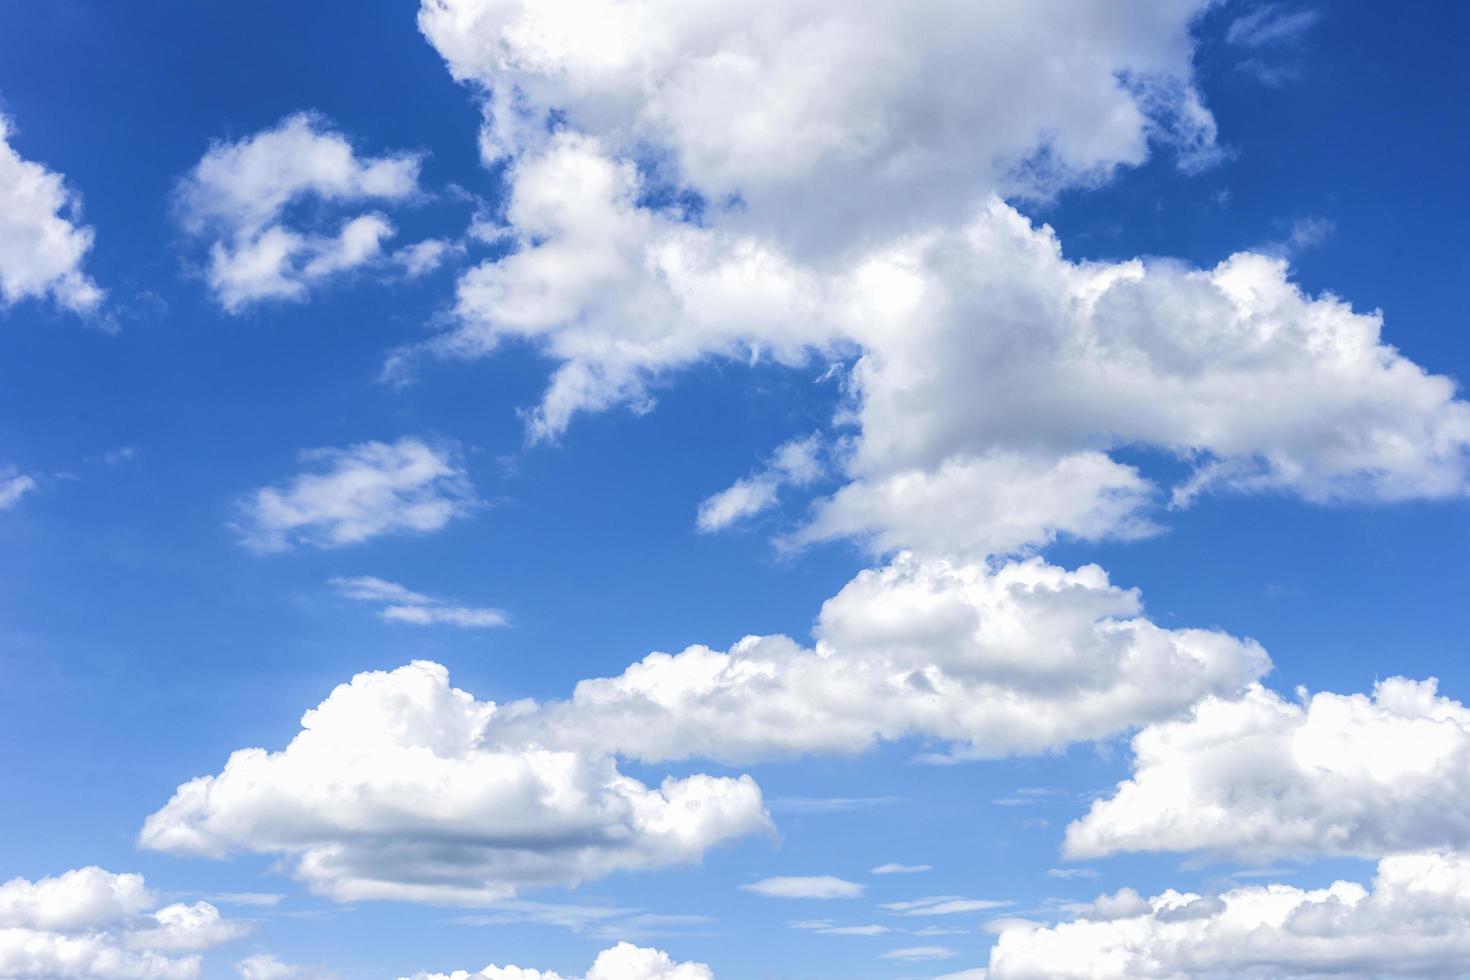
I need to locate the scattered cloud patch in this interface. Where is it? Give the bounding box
[235,437,475,552]
[0,469,36,510]
[740,877,864,900]
[880,896,1014,916]
[399,942,713,980]
[697,434,824,531]
[0,113,103,314]
[330,575,507,629]
[175,113,424,311]
[0,867,246,979]
[871,864,931,876]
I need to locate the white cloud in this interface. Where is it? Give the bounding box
[0,469,36,511]
[879,897,1013,916]
[401,942,712,980]
[235,954,336,980]
[0,867,245,980]
[235,438,476,552]
[871,864,931,876]
[330,575,508,629]
[988,851,1470,979]
[395,238,459,278]
[176,113,423,311]
[881,946,956,962]
[414,130,1470,559]
[696,434,823,531]
[0,113,103,314]
[139,661,769,905]
[501,553,1268,763]
[739,877,864,900]
[790,919,891,936]
[1226,5,1321,47]
[1065,678,1470,862]
[418,0,1217,254]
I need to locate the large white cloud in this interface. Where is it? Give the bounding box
[0,114,103,314]
[0,867,245,980]
[401,941,712,980]
[141,552,1269,904]
[418,0,1217,255]
[175,113,432,311]
[988,850,1470,979]
[415,132,1470,554]
[234,437,476,552]
[492,553,1269,763]
[1064,678,1470,862]
[139,661,770,905]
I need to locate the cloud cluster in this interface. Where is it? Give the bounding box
[330,575,508,628]
[139,661,769,904]
[399,0,1470,565]
[235,438,476,552]
[401,942,712,980]
[175,114,432,311]
[1065,678,1470,861]
[988,850,1470,979]
[0,113,102,313]
[141,551,1269,904]
[501,553,1269,762]
[0,867,245,980]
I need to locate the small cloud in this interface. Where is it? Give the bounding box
[880,945,957,962]
[101,446,138,465]
[0,469,37,510]
[770,796,903,814]
[741,876,865,899]
[1046,868,1100,880]
[880,896,1014,916]
[1227,4,1321,47]
[872,863,932,876]
[329,575,507,629]
[790,920,891,936]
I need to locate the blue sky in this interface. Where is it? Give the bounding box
[2,2,1469,978]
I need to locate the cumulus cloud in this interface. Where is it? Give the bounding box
[400,942,712,980]
[414,130,1470,557]
[739,877,864,900]
[418,0,1217,253]
[235,438,476,552]
[696,434,823,531]
[0,114,103,314]
[988,851,1470,979]
[0,867,245,980]
[501,553,1269,763]
[139,661,769,905]
[1065,678,1470,862]
[330,575,508,628]
[175,113,423,311]
[0,469,36,511]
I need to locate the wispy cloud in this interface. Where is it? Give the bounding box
[330,575,507,629]
[741,876,865,899]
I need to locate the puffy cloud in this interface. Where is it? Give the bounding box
[739,877,863,900]
[790,451,1157,559]
[235,438,476,552]
[401,942,712,980]
[987,851,1470,979]
[175,113,422,311]
[418,131,1470,555]
[696,434,823,531]
[0,114,103,314]
[1065,678,1470,862]
[501,553,1269,763]
[0,868,245,980]
[418,0,1216,253]
[139,661,770,905]
[329,575,508,628]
